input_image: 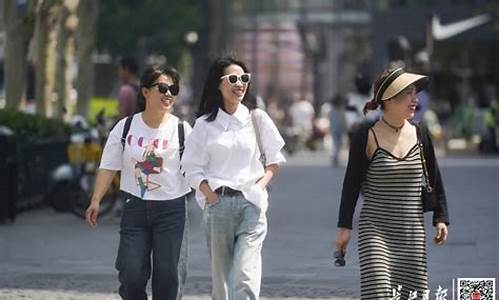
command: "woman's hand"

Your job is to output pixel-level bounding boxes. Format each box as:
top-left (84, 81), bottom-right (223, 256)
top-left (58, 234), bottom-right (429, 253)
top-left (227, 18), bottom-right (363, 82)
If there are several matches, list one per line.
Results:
top-left (85, 169), bottom-right (116, 228)
top-left (256, 164), bottom-right (278, 190)
top-left (85, 200), bottom-right (100, 228)
top-left (434, 222), bottom-right (448, 245)
top-left (335, 227), bottom-right (352, 253)
top-left (206, 190), bottom-right (219, 205)
top-left (199, 180), bottom-right (218, 205)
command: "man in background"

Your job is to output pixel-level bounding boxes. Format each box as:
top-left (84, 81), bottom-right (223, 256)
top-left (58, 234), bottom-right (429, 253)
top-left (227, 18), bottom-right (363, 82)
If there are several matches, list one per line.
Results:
top-left (117, 57), bottom-right (140, 117)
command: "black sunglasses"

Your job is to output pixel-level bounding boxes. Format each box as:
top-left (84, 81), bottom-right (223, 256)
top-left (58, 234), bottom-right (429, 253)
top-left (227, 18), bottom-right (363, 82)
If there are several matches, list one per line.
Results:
top-left (152, 82), bottom-right (179, 96)
top-left (333, 250), bottom-right (346, 267)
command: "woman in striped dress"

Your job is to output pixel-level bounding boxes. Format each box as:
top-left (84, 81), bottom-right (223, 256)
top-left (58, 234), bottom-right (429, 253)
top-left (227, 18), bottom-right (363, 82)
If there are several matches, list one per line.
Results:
top-left (335, 68), bottom-right (450, 300)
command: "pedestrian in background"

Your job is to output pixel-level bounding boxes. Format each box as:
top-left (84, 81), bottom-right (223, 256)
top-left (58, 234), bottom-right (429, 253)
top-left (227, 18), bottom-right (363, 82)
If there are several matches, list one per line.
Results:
top-left (86, 65), bottom-right (192, 300)
top-left (335, 67), bottom-right (449, 299)
top-left (289, 98), bottom-right (315, 150)
top-left (345, 72), bottom-right (379, 141)
top-left (181, 56), bottom-right (286, 300)
top-left (412, 52), bottom-right (431, 124)
top-left (117, 57), bottom-right (140, 117)
top-left (328, 93), bottom-right (346, 166)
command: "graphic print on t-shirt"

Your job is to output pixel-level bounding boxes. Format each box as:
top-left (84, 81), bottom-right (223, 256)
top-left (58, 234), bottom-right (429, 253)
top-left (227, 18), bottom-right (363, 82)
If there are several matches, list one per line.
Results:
top-left (133, 144), bottom-right (164, 198)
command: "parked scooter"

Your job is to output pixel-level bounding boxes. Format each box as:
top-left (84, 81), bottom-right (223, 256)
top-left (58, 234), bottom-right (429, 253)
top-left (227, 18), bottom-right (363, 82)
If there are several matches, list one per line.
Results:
top-left (45, 110), bottom-right (120, 218)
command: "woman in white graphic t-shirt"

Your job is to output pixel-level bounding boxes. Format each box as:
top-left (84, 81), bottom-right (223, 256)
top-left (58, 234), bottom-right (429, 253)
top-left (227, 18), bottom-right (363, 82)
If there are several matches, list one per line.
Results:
top-left (181, 56), bottom-right (286, 300)
top-left (85, 65), bottom-right (192, 300)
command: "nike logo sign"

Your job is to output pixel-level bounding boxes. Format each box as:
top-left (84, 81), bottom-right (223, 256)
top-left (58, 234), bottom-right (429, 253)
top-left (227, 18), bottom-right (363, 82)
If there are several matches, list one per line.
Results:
top-left (432, 14), bottom-right (491, 40)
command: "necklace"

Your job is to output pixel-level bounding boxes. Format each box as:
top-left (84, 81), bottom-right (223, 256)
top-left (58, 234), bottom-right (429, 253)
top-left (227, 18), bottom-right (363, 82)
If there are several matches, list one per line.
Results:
top-left (382, 117), bottom-right (404, 132)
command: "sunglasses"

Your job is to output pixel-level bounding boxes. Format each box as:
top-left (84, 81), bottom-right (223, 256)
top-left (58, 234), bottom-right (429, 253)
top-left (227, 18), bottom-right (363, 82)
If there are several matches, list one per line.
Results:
top-left (220, 73), bottom-right (251, 85)
top-left (333, 250), bottom-right (346, 267)
top-left (151, 82), bottom-right (179, 96)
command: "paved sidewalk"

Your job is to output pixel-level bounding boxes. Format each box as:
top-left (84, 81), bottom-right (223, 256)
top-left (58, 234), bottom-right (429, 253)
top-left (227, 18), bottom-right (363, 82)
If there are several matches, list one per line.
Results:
top-left (0, 151), bottom-right (497, 299)
top-left (0, 206), bottom-right (356, 300)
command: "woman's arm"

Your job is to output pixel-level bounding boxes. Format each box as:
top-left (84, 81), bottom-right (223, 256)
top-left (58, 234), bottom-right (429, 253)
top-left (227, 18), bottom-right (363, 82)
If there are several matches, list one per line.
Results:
top-left (337, 125), bottom-right (369, 229)
top-left (86, 119), bottom-right (124, 228)
top-left (255, 109), bottom-right (286, 166)
top-left (181, 120), bottom-right (210, 195)
top-left (421, 125), bottom-right (450, 226)
top-left (85, 168), bottom-right (117, 227)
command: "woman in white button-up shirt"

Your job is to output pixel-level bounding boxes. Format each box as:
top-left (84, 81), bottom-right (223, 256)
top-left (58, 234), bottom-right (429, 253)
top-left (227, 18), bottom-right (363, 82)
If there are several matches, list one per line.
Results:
top-left (181, 56), bottom-right (286, 300)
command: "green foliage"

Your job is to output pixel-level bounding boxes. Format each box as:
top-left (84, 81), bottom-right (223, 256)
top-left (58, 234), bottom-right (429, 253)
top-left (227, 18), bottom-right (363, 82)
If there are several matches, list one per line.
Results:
top-left (96, 0), bottom-right (206, 68)
top-left (88, 97), bottom-right (119, 122)
top-left (0, 109), bottom-right (70, 141)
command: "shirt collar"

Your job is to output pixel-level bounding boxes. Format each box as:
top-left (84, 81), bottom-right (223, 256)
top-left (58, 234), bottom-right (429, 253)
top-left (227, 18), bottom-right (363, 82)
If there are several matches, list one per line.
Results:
top-left (216, 104), bottom-right (250, 130)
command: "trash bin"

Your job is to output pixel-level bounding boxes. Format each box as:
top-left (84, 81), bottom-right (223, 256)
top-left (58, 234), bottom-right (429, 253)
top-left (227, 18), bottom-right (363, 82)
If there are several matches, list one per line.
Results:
top-left (0, 126), bottom-right (18, 224)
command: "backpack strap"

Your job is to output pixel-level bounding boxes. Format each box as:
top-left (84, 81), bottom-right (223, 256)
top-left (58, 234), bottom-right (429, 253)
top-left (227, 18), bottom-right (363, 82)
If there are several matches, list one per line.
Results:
top-left (121, 115), bottom-right (134, 150)
top-left (178, 119), bottom-right (185, 160)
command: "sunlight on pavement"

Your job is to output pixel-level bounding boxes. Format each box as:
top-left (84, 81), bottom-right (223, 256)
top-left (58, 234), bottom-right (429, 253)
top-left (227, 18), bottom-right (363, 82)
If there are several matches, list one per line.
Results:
top-left (0, 289), bottom-right (356, 300)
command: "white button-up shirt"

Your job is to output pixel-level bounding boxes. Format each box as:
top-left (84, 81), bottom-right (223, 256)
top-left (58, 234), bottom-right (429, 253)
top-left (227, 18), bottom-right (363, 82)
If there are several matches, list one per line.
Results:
top-left (181, 104), bottom-right (286, 211)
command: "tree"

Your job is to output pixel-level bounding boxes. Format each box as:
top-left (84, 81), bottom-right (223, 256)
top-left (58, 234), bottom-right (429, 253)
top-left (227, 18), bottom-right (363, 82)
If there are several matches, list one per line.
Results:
top-left (96, 0), bottom-right (203, 68)
top-left (54, 0), bottom-right (79, 120)
top-left (75, 0), bottom-right (97, 116)
top-left (34, 0), bottom-right (61, 117)
top-left (3, 0), bottom-right (37, 109)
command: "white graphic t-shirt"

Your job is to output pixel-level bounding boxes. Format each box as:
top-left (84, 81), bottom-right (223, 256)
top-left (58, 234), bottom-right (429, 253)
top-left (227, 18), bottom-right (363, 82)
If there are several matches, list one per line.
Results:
top-left (100, 113), bottom-right (192, 200)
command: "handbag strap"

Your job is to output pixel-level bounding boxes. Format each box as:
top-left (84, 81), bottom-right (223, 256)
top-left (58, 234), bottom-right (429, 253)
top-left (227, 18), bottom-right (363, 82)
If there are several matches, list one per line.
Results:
top-left (250, 110), bottom-right (266, 165)
top-left (416, 126), bottom-right (433, 192)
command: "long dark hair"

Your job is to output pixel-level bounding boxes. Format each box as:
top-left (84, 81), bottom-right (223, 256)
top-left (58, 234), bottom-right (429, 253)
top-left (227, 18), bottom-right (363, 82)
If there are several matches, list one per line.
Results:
top-left (197, 56), bottom-right (256, 121)
top-left (137, 65), bottom-right (180, 111)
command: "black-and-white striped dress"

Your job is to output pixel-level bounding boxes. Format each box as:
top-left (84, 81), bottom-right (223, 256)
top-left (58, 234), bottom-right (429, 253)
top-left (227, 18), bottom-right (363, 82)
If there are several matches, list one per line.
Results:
top-left (358, 128), bottom-right (428, 300)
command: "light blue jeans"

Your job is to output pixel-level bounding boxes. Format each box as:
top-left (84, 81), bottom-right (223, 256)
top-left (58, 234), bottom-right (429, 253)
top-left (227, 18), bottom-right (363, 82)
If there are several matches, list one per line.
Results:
top-left (203, 194), bottom-right (267, 300)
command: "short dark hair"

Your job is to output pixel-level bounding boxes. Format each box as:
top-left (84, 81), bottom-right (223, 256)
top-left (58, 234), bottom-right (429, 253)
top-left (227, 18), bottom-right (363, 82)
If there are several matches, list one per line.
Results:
top-left (119, 57), bottom-right (139, 75)
top-left (197, 56), bottom-right (255, 121)
top-left (137, 65), bottom-right (180, 111)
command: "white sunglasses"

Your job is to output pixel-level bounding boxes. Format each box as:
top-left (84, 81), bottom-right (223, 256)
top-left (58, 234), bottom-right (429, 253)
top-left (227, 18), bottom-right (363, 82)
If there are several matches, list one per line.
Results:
top-left (220, 73), bottom-right (251, 84)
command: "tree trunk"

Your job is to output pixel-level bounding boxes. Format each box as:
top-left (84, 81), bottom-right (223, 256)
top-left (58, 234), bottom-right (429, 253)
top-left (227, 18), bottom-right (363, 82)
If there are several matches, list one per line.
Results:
top-left (3, 0), bottom-right (37, 109)
top-left (35, 0), bottom-right (61, 117)
top-left (54, 0), bottom-right (78, 120)
top-left (208, 0), bottom-right (223, 60)
top-left (75, 0), bottom-right (97, 117)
